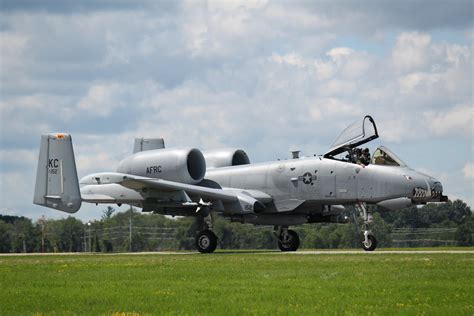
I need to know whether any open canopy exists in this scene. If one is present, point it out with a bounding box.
[324,115,379,157]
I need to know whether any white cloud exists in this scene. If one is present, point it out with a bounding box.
[0,149,36,167]
[265,5,332,31]
[445,44,470,67]
[270,53,306,68]
[392,32,431,73]
[398,72,442,94]
[326,47,354,62]
[424,104,474,137]
[313,60,334,80]
[309,98,361,121]
[0,32,28,73]
[207,0,269,11]
[77,84,121,116]
[463,163,474,179]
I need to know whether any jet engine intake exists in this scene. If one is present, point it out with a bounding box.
[116,148,206,184]
[203,149,250,168]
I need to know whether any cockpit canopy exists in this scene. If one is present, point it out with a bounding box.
[324,115,378,157]
[323,115,409,168]
[371,146,407,167]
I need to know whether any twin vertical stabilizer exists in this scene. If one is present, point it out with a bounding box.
[133,138,165,153]
[33,134,81,213]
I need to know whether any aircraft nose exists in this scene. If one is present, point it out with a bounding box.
[411,171,448,202]
[432,181,443,194]
[430,180,446,200]
[426,177,449,202]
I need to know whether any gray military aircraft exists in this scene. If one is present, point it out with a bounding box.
[33,116,447,253]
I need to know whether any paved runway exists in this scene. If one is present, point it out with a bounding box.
[1,250,473,256]
[282,250,474,254]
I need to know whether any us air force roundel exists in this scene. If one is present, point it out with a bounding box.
[298,172,314,185]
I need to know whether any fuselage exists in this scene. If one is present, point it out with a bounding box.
[79,155,444,215]
[206,156,440,205]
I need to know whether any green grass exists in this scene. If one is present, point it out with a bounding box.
[1,251,473,315]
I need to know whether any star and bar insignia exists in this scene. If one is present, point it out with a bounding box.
[298,172,317,185]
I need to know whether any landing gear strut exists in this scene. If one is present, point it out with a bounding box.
[355,202,377,251]
[195,213,218,253]
[274,226,300,252]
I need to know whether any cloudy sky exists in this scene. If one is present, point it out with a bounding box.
[1,0,473,222]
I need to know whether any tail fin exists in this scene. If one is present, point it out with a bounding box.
[33,133,81,213]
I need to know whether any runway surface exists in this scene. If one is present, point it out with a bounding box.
[1,250,473,256]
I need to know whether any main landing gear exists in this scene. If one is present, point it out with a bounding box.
[195,213,218,253]
[196,230,218,253]
[274,226,300,251]
[355,202,377,251]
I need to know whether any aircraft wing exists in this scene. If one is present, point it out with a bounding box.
[119,174,271,214]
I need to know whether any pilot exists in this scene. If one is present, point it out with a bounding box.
[358,148,370,166]
[353,148,362,164]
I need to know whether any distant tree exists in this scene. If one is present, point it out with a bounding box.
[0,215,29,224]
[0,221,12,253]
[175,217,200,250]
[94,234,101,252]
[102,239,113,252]
[455,217,473,246]
[11,218,40,253]
[101,206,115,220]
[56,217,85,252]
[371,212,392,247]
[448,200,472,224]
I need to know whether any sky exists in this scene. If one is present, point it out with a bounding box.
[0,0,473,222]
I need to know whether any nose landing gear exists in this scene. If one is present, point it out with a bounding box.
[356,202,378,251]
[361,230,377,251]
[274,226,300,251]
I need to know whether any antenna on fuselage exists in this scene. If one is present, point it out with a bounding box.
[291,150,301,159]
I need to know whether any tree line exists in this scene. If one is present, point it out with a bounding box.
[0,199,472,253]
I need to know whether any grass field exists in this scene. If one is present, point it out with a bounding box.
[1,250,473,315]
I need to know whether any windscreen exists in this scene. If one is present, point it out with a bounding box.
[371,146,407,167]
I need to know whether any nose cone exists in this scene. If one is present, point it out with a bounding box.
[414,171,448,202]
[430,179,448,201]
[431,180,443,194]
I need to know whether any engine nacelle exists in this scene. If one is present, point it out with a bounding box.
[202,149,250,168]
[116,148,206,184]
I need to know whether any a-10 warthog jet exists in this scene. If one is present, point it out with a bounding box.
[34,116,447,253]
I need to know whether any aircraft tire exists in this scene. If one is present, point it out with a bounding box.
[278,229,300,252]
[361,234,377,251]
[196,230,218,253]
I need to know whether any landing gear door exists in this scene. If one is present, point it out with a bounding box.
[324,115,379,158]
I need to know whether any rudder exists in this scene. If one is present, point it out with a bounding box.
[33,133,81,213]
